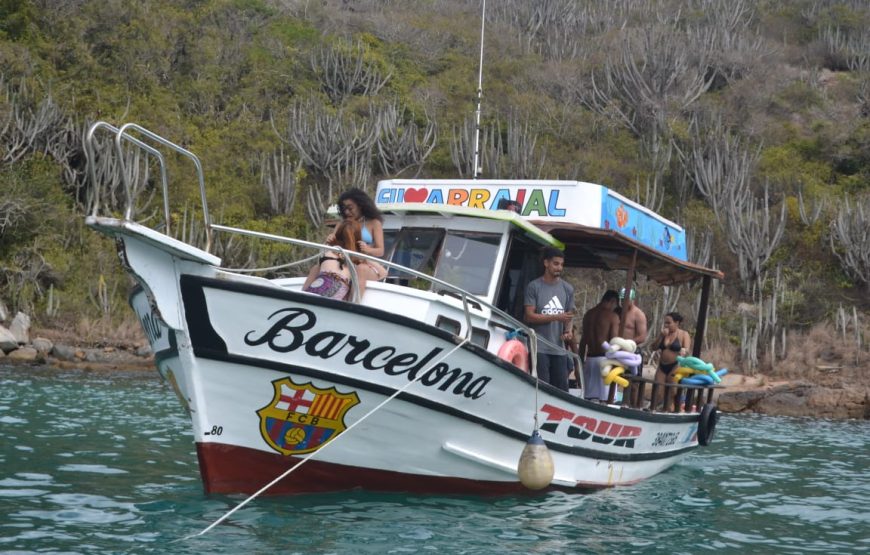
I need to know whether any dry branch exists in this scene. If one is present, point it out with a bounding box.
[283,99,378,225]
[311,38,391,105]
[374,101,437,178]
[261,147,302,216]
[830,195,870,286]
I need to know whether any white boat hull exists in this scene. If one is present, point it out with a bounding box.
[104,216,703,495]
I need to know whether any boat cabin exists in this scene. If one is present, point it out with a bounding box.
[371,180,720,350]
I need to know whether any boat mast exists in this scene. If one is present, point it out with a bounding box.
[472,0,486,179]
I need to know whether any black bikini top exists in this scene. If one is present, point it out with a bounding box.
[319,254,346,269]
[659,337,682,353]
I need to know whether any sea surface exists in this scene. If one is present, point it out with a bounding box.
[0,364,867,555]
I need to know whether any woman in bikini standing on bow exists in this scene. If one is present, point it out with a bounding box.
[653,312,691,411]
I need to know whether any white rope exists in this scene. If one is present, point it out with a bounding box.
[182,336,471,541]
[529,329,540,429]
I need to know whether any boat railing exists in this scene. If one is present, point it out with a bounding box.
[208,223,553,351]
[85,121,213,251]
[615,375,723,413]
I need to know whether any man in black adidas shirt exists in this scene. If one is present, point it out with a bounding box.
[523,247,575,391]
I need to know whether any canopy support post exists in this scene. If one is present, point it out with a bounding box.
[692,275,712,357]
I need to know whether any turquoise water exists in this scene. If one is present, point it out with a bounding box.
[1,365,867,554]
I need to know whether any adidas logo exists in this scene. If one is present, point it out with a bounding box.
[541,296,564,315]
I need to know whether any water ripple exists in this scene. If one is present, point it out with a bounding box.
[0,365,868,555]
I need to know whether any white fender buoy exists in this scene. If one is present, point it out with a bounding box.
[517,429,554,490]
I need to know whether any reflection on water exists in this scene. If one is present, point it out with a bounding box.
[1,365,867,554]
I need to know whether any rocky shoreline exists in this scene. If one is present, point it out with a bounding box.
[715,374,869,420]
[2,312,867,419]
[0,312,154,372]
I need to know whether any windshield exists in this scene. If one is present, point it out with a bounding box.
[434,231,501,296]
[386,228,502,296]
[387,228,445,288]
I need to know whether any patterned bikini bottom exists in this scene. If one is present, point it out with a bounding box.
[305,271,350,300]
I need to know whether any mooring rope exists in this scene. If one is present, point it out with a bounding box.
[527,329,540,430]
[182,335,471,541]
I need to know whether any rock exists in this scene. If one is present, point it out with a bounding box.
[717,389,767,413]
[0,300,7,322]
[135,345,153,357]
[84,350,99,362]
[51,344,79,361]
[718,381,869,420]
[0,326,17,353]
[9,312,31,344]
[32,337,54,355]
[7,346,38,362]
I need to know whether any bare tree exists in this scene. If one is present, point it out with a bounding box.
[450,112,546,179]
[680,110,758,217]
[830,195,870,287]
[373,101,437,178]
[858,77,870,118]
[260,147,302,216]
[726,183,787,291]
[487,0,695,63]
[281,99,378,226]
[449,116,478,178]
[632,174,664,214]
[311,38,391,105]
[797,189,827,226]
[84,133,158,220]
[820,25,870,72]
[0,78,73,165]
[0,199,29,237]
[579,25,715,139]
[686,229,714,269]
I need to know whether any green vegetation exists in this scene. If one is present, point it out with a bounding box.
[0,0,867,369]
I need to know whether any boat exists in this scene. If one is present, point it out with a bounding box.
[85,121,724,496]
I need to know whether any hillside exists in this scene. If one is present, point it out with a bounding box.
[0,0,867,380]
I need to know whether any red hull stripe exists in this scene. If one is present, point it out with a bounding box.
[195,442,603,496]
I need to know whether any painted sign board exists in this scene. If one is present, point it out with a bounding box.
[375,179,687,261]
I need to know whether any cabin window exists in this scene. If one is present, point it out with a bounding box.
[387,228,445,287]
[430,231,500,296]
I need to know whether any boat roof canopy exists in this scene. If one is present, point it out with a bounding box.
[533,221,723,286]
[375,179,723,286]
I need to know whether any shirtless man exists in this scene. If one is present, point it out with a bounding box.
[619,288,648,375]
[620,288,648,406]
[578,290,620,401]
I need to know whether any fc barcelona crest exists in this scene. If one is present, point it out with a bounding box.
[257,377,360,456]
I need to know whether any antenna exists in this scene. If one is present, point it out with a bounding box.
[472,0,486,179]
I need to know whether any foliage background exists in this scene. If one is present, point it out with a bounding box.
[0,0,867,371]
